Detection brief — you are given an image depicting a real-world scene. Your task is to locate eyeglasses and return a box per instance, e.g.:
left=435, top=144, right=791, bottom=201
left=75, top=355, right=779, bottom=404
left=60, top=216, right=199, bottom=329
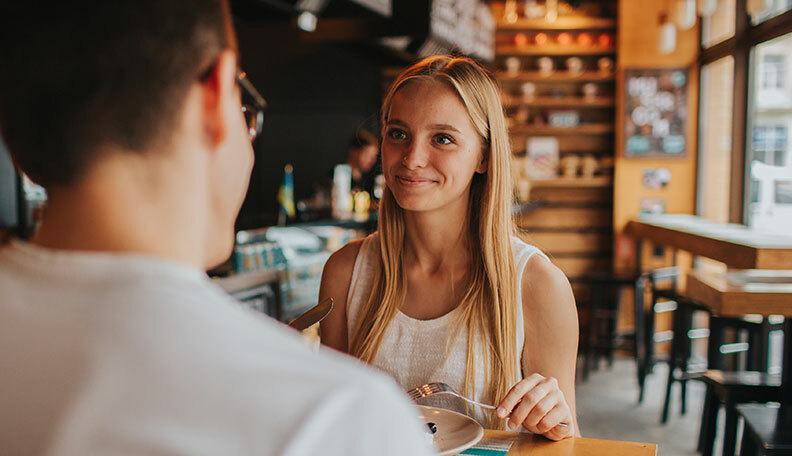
left=237, top=70, right=267, bottom=142
left=198, top=63, right=267, bottom=142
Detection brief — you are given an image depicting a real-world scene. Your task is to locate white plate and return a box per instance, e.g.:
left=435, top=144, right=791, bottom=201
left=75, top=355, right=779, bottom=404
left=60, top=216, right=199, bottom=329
left=417, top=405, right=484, bottom=455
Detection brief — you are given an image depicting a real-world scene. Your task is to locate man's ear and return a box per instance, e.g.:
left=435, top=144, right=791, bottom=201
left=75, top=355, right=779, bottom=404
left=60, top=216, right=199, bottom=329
left=476, top=147, right=489, bottom=174
left=200, top=50, right=238, bottom=147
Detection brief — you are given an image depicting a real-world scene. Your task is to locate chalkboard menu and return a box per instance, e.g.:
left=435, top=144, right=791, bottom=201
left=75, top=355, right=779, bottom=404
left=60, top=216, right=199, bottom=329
left=623, top=68, right=688, bottom=158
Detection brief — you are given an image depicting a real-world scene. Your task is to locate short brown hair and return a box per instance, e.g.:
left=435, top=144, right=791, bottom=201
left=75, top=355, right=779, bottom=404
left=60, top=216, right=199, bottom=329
left=0, top=0, right=237, bottom=188
left=348, top=129, right=378, bottom=151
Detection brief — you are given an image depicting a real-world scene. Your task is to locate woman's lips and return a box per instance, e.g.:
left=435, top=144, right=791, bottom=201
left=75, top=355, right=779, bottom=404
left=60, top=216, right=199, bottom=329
left=396, top=175, right=435, bottom=187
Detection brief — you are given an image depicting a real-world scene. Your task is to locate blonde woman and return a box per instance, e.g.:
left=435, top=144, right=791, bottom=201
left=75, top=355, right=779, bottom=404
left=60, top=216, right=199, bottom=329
left=319, top=55, right=579, bottom=440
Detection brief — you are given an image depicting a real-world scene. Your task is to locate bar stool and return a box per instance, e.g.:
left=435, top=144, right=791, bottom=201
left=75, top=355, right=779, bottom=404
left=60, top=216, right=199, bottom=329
left=737, top=403, right=792, bottom=456
left=697, top=318, right=785, bottom=456
left=578, top=272, right=642, bottom=381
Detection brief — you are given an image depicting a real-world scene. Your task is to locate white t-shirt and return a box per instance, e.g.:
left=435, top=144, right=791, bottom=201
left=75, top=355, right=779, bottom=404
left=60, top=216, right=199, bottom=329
left=0, top=241, right=435, bottom=456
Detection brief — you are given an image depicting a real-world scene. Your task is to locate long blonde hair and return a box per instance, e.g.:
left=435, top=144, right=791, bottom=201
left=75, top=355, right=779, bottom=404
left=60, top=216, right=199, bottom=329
left=349, top=56, right=518, bottom=427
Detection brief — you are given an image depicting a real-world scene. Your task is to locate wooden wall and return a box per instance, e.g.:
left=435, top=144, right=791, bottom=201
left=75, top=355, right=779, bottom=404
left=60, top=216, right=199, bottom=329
left=613, top=0, right=701, bottom=272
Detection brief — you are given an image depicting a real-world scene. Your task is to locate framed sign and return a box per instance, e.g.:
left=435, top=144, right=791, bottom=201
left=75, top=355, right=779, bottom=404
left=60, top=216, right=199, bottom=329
left=623, top=68, right=688, bottom=158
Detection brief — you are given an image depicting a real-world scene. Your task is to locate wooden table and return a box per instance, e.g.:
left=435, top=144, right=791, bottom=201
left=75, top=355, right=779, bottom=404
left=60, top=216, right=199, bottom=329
left=685, top=269, right=792, bottom=398
left=625, top=214, right=792, bottom=270
left=483, top=430, right=657, bottom=455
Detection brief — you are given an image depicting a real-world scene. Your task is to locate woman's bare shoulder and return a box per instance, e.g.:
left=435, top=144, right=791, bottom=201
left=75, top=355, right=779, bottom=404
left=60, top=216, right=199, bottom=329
left=520, top=254, right=576, bottom=318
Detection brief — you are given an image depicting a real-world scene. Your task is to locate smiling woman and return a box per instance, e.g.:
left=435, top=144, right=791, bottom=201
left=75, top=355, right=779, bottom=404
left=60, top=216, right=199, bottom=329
left=319, top=55, right=580, bottom=439
left=382, top=80, right=488, bottom=213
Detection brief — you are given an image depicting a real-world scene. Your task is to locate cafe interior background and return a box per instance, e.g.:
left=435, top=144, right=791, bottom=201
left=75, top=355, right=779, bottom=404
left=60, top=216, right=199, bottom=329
left=1, top=0, right=791, bottom=454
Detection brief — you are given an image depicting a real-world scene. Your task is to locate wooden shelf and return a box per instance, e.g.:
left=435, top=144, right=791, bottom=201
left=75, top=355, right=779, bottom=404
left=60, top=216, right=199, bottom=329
left=496, top=70, right=615, bottom=82
left=497, top=16, right=617, bottom=31
left=510, top=123, right=614, bottom=135
left=497, top=44, right=615, bottom=55
left=503, top=96, right=614, bottom=108
left=529, top=176, right=613, bottom=188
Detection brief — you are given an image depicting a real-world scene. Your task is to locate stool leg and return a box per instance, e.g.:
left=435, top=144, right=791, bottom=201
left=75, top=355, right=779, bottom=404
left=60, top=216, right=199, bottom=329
left=661, top=305, right=683, bottom=424
left=679, top=308, right=693, bottom=417
left=698, top=384, right=718, bottom=455
left=634, top=277, right=647, bottom=403
left=739, top=426, right=758, bottom=456
left=709, top=318, right=725, bottom=371
left=583, top=283, right=600, bottom=381
left=605, top=283, right=617, bottom=368
left=722, top=400, right=738, bottom=456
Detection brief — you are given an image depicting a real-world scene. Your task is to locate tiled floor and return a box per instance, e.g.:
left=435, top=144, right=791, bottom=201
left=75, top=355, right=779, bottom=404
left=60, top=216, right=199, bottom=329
left=576, top=358, right=726, bottom=456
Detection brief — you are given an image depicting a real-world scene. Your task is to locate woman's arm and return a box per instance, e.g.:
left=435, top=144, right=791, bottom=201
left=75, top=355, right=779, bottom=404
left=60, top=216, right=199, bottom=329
left=496, top=254, right=580, bottom=439
left=318, top=239, right=364, bottom=353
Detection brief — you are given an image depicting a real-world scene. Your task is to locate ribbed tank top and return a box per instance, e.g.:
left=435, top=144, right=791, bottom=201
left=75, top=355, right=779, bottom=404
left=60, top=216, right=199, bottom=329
left=345, top=233, right=548, bottom=425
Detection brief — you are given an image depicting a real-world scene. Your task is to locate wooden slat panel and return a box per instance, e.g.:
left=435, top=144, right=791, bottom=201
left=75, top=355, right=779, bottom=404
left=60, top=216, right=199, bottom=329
left=550, top=256, right=612, bottom=278
left=511, top=135, right=613, bottom=154
left=516, top=207, right=612, bottom=229
left=521, top=231, right=612, bottom=254
left=529, top=187, right=612, bottom=203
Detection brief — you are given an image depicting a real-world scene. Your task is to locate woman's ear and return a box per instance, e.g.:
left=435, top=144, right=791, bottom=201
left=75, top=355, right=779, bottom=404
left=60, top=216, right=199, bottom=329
left=476, top=148, right=489, bottom=174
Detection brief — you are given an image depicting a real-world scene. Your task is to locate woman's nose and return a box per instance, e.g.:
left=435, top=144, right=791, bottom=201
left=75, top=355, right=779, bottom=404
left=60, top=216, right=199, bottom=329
left=401, top=140, right=428, bottom=169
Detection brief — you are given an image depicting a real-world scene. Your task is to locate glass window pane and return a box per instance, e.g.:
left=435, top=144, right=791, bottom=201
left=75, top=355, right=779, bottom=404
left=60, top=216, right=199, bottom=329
left=702, top=0, right=735, bottom=47
left=746, top=32, right=792, bottom=232
left=697, top=56, right=735, bottom=223
left=749, top=0, right=792, bottom=25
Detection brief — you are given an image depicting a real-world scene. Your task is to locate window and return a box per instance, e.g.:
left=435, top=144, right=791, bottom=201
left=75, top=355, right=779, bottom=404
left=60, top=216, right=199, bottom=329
left=697, top=57, right=735, bottom=223
left=746, top=33, right=792, bottom=231
left=752, top=125, right=787, bottom=166
left=697, top=3, right=792, bottom=228
left=750, top=0, right=792, bottom=25
left=760, top=55, right=784, bottom=89
left=702, top=0, right=735, bottom=47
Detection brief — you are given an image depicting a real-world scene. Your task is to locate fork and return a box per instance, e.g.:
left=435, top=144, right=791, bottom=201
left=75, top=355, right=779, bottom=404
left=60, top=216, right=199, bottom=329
left=407, top=382, right=569, bottom=428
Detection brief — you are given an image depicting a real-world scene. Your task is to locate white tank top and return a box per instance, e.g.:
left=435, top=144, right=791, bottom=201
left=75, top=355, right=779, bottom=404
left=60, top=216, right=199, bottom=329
left=345, top=233, right=548, bottom=425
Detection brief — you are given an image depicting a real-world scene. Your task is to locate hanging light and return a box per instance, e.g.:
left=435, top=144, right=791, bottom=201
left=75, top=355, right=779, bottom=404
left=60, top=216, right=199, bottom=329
left=697, top=0, right=718, bottom=17
left=676, top=0, right=697, bottom=30
left=658, top=12, right=677, bottom=54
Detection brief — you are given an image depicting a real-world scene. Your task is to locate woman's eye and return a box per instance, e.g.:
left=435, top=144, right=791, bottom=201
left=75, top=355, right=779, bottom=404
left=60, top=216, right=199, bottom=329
left=387, top=128, right=407, bottom=140
left=434, top=134, right=454, bottom=145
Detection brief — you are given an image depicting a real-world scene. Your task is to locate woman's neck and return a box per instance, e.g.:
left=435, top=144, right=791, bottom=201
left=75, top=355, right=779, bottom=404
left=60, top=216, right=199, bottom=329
left=402, top=196, right=471, bottom=273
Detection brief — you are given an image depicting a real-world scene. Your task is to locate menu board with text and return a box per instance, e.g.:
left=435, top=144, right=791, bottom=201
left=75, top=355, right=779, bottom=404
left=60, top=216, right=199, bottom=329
left=623, top=69, right=688, bottom=158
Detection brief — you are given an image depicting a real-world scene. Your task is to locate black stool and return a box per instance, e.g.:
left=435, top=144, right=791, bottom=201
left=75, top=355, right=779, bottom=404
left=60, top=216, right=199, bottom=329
left=737, top=403, right=792, bottom=456
left=698, top=370, right=782, bottom=456
left=578, top=272, right=642, bottom=381
left=697, top=319, right=785, bottom=456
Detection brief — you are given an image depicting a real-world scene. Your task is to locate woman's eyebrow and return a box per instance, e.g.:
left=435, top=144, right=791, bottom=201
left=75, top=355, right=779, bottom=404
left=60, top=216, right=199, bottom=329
left=430, top=124, right=461, bottom=133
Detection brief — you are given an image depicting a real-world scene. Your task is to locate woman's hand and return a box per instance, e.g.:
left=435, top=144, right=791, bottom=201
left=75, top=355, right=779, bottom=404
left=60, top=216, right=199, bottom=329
left=496, top=373, right=575, bottom=440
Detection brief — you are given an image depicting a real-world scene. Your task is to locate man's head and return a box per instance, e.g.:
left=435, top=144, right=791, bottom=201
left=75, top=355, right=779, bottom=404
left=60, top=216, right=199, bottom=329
left=347, top=130, right=379, bottom=174
left=0, top=0, right=258, bottom=268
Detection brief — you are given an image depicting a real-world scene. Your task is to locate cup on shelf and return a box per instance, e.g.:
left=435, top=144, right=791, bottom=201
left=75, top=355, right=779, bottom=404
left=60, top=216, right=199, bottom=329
left=534, top=32, right=550, bottom=46
left=597, top=57, right=614, bottom=74
left=515, top=106, right=530, bottom=124
left=560, top=154, right=580, bottom=178
left=505, top=56, right=521, bottom=77
left=556, top=32, right=573, bottom=46
left=537, top=56, right=554, bottom=76
left=582, top=82, right=598, bottom=100
left=581, top=154, right=598, bottom=178
left=577, top=32, right=594, bottom=47
left=565, top=57, right=583, bottom=76
left=521, top=82, right=537, bottom=101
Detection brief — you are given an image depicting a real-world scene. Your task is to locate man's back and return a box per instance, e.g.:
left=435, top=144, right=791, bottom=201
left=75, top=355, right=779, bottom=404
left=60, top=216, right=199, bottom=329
left=0, top=241, right=434, bottom=455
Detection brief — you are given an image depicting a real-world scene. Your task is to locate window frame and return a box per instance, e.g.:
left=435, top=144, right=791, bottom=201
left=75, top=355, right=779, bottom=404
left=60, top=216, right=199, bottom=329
left=698, top=0, right=792, bottom=223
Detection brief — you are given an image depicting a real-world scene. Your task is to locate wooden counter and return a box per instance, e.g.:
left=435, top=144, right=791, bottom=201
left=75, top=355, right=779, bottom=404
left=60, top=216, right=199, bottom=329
left=626, top=215, right=792, bottom=270
left=483, top=430, right=657, bottom=456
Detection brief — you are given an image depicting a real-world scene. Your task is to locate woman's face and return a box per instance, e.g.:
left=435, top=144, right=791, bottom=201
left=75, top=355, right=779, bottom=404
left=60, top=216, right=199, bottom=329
left=382, top=80, right=487, bottom=213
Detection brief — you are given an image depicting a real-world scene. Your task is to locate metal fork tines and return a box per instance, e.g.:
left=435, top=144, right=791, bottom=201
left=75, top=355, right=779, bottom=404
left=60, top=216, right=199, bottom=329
left=407, top=382, right=496, bottom=410
left=407, top=382, right=569, bottom=428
